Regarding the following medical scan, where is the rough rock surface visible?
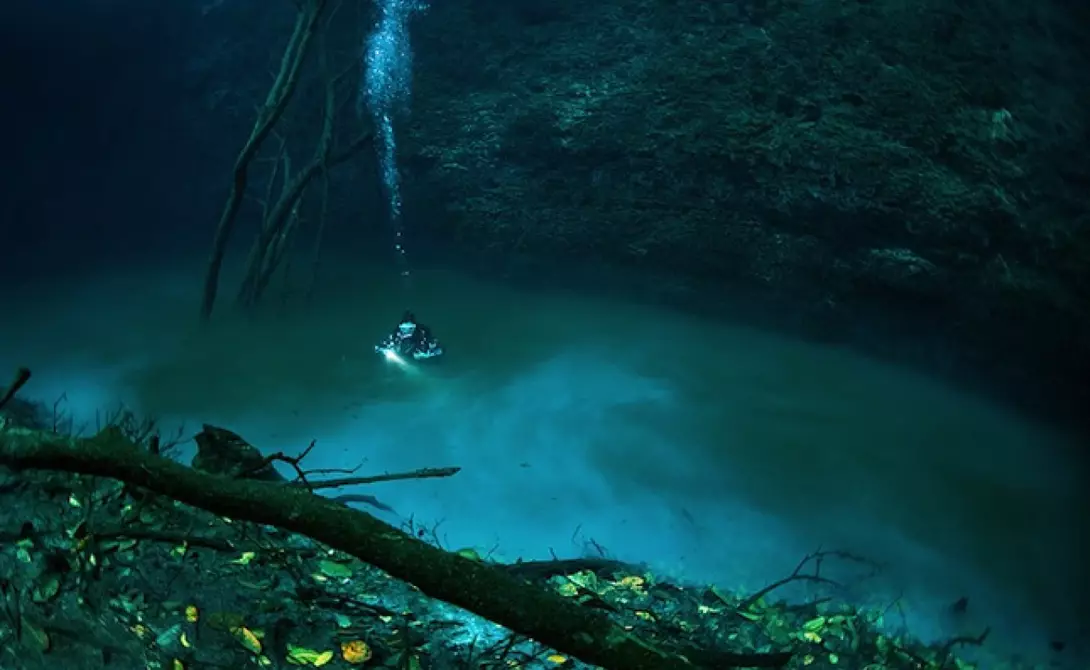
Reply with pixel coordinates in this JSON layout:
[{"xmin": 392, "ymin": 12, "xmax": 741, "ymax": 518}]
[{"xmin": 399, "ymin": 0, "xmax": 1090, "ymax": 421}]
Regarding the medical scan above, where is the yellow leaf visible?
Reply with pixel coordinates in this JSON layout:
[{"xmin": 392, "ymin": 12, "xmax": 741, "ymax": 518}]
[
  {"xmin": 567, "ymin": 571, "xmax": 598, "ymax": 590},
  {"xmin": 801, "ymin": 630, "xmax": 823, "ymax": 644},
  {"xmin": 340, "ymin": 639, "xmax": 372, "ymax": 664},
  {"xmin": 172, "ymin": 659, "xmax": 185, "ymax": 670},
  {"xmin": 232, "ymin": 551, "xmax": 257, "ymax": 565},
  {"xmin": 802, "ymin": 616, "xmax": 826, "ymax": 632},
  {"xmin": 545, "ymin": 653, "xmax": 568, "ymax": 664},
  {"xmin": 184, "ymin": 605, "xmax": 200, "ymax": 623},
  {"xmin": 234, "ymin": 627, "xmax": 263, "ymax": 654},
  {"xmin": 286, "ymin": 644, "xmax": 326, "ymax": 665}
]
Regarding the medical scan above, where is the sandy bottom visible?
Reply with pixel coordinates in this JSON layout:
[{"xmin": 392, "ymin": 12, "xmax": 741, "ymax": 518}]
[{"xmin": 2, "ymin": 253, "xmax": 1085, "ymax": 665}]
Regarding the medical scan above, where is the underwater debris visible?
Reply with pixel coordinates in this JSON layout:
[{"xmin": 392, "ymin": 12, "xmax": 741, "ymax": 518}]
[{"xmin": 0, "ymin": 369, "xmax": 1029, "ymax": 669}]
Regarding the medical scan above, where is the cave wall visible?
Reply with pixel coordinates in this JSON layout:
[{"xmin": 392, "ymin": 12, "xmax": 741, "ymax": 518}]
[{"xmin": 397, "ymin": 0, "xmax": 1090, "ymax": 425}]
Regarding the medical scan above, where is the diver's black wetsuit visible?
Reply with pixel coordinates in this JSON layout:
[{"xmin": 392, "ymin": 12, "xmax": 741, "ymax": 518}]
[{"xmin": 376, "ymin": 312, "xmax": 444, "ymax": 360}]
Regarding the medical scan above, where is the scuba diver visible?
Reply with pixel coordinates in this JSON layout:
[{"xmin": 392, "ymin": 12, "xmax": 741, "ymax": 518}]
[{"xmin": 375, "ymin": 310, "xmax": 444, "ymax": 361}]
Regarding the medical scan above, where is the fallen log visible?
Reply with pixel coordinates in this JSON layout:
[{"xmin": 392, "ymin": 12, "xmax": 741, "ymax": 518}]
[{"xmin": 0, "ymin": 424, "xmax": 792, "ymax": 669}]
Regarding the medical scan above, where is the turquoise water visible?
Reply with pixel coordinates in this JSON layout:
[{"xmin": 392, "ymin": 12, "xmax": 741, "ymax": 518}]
[{"xmin": 3, "ymin": 254, "xmax": 1084, "ymax": 666}]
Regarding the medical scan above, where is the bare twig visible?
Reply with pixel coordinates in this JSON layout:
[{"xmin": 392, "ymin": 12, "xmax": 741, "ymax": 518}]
[
  {"xmin": 244, "ymin": 439, "xmax": 320, "ymax": 488},
  {"xmin": 300, "ymin": 467, "xmax": 463, "ymax": 490},
  {"xmin": 738, "ymin": 548, "xmax": 881, "ymax": 610},
  {"xmin": 239, "ymin": 439, "xmax": 458, "ymax": 494},
  {"xmin": 938, "ymin": 628, "xmax": 991, "ymax": 669},
  {"xmin": 52, "ymin": 393, "xmax": 69, "ymax": 433},
  {"xmin": 400, "ymin": 515, "xmax": 448, "ymax": 547}
]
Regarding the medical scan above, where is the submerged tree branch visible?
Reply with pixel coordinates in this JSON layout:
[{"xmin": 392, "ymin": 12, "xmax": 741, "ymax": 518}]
[
  {"xmin": 0, "ymin": 426, "xmax": 792, "ymax": 670},
  {"xmin": 230, "ymin": 0, "xmax": 371, "ymax": 311},
  {"xmin": 199, "ymin": 0, "xmax": 329, "ymax": 321},
  {"xmin": 0, "ymin": 368, "xmax": 31, "ymax": 411}
]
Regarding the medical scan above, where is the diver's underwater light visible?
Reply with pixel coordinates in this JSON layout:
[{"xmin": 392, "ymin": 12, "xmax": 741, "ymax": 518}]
[
  {"xmin": 379, "ymin": 347, "xmax": 422, "ymax": 377},
  {"xmin": 381, "ymin": 348, "xmax": 406, "ymax": 365}
]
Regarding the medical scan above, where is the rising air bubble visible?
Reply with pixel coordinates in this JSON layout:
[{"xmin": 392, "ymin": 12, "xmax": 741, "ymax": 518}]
[{"xmin": 362, "ymin": 0, "xmax": 428, "ymax": 279}]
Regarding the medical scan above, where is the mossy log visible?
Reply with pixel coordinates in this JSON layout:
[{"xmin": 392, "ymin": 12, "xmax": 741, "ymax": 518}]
[{"xmin": 0, "ymin": 425, "xmax": 792, "ymax": 669}]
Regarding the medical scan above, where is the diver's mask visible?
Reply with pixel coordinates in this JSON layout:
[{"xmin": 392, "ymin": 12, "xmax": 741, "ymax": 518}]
[{"xmin": 397, "ymin": 322, "xmax": 417, "ymax": 339}]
